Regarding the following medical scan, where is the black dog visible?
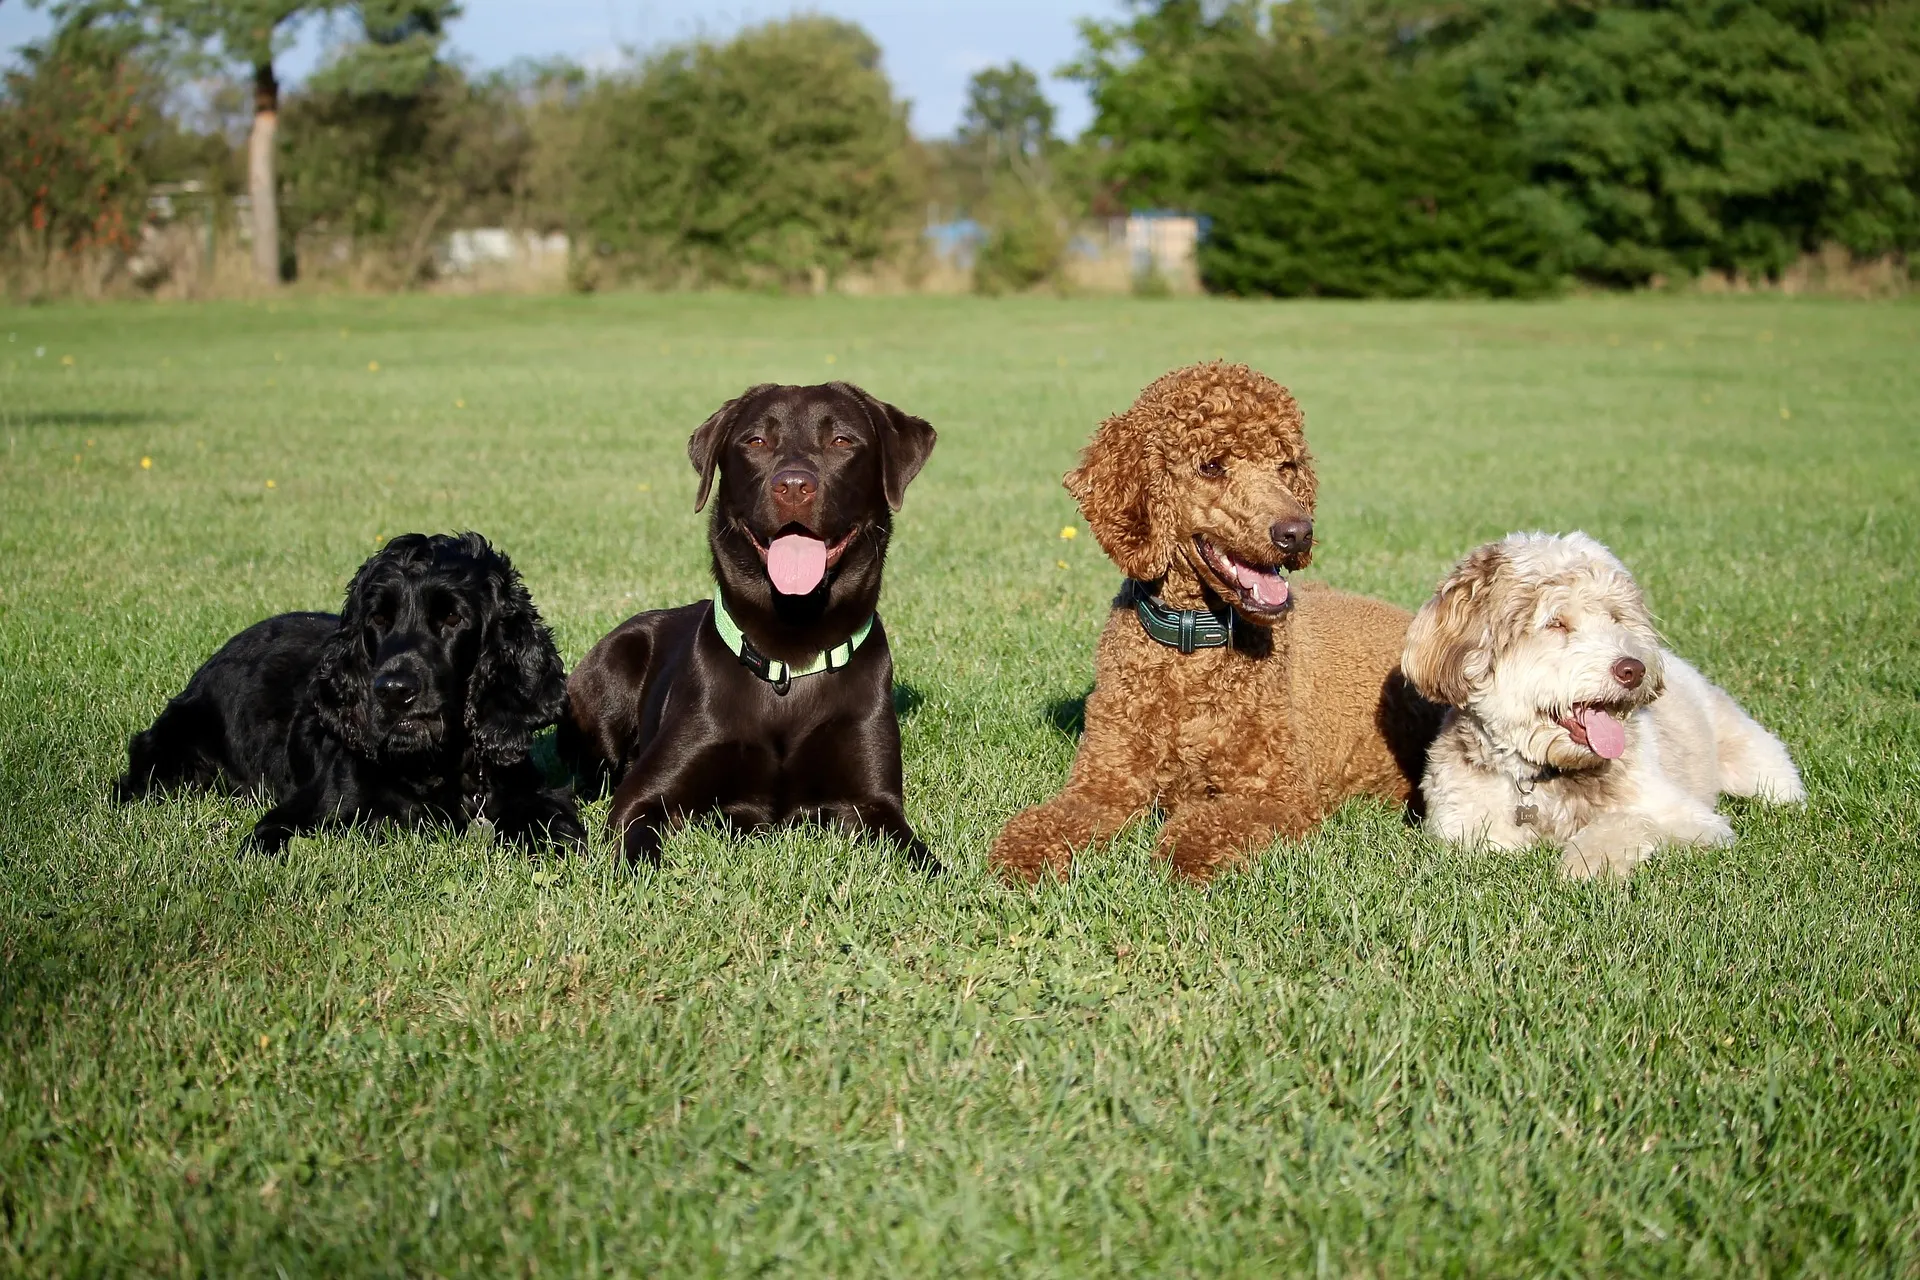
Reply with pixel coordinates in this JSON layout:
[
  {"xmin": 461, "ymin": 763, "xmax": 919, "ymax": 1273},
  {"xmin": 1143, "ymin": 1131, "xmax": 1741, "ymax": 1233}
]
[
  {"xmin": 561, "ymin": 381, "xmax": 938, "ymax": 870},
  {"xmin": 116, "ymin": 532, "xmax": 585, "ymax": 853}
]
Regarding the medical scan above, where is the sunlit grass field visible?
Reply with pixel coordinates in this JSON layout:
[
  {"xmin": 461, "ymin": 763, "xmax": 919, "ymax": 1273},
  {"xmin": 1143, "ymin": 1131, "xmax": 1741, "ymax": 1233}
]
[{"xmin": 2, "ymin": 291, "xmax": 1917, "ymax": 1275}]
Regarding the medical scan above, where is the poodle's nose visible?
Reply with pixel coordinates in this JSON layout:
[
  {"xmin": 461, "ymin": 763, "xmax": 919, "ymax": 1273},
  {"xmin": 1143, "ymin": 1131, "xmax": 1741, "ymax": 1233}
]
[
  {"xmin": 373, "ymin": 670, "xmax": 420, "ymax": 709},
  {"xmin": 1611, "ymin": 656, "xmax": 1646, "ymax": 690},
  {"xmin": 1269, "ymin": 518, "xmax": 1313, "ymax": 557},
  {"xmin": 771, "ymin": 467, "xmax": 817, "ymax": 509}
]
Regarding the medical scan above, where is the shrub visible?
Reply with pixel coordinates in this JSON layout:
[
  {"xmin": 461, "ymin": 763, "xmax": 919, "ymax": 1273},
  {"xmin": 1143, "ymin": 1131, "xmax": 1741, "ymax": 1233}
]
[
  {"xmin": 1073, "ymin": 0, "xmax": 1920, "ymax": 295},
  {"xmin": 569, "ymin": 17, "xmax": 921, "ymax": 289}
]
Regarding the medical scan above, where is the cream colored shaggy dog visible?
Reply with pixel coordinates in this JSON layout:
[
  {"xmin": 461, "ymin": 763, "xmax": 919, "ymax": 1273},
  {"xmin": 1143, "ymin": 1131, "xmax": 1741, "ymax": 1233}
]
[{"xmin": 1401, "ymin": 532, "xmax": 1804, "ymax": 878}]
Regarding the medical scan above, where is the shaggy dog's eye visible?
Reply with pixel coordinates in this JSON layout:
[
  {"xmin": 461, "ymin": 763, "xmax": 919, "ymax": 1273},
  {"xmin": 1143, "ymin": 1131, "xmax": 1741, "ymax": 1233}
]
[
  {"xmin": 1278, "ymin": 460, "xmax": 1297, "ymax": 477},
  {"xmin": 1197, "ymin": 458, "xmax": 1227, "ymax": 479},
  {"xmin": 1546, "ymin": 616, "xmax": 1570, "ymax": 633}
]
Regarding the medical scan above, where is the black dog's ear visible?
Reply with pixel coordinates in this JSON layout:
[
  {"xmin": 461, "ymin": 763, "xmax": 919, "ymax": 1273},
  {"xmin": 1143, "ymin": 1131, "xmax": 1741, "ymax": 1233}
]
[
  {"xmin": 310, "ymin": 555, "xmax": 380, "ymax": 757},
  {"xmin": 465, "ymin": 544, "xmax": 567, "ymax": 768},
  {"xmin": 688, "ymin": 384, "xmax": 776, "ymax": 513},
  {"xmin": 843, "ymin": 383, "xmax": 936, "ymax": 511}
]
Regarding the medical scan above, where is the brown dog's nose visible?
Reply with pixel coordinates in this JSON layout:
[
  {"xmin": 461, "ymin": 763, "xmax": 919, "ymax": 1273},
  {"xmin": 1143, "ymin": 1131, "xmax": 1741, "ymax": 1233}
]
[
  {"xmin": 1612, "ymin": 656, "xmax": 1646, "ymax": 690},
  {"xmin": 770, "ymin": 467, "xmax": 817, "ymax": 508},
  {"xmin": 1270, "ymin": 518, "xmax": 1313, "ymax": 557}
]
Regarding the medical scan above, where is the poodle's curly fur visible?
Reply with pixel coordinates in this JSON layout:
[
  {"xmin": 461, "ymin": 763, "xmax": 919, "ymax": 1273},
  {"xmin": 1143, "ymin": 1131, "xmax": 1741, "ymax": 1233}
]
[{"xmin": 990, "ymin": 362, "xmax": 1442, "ymax": 884}]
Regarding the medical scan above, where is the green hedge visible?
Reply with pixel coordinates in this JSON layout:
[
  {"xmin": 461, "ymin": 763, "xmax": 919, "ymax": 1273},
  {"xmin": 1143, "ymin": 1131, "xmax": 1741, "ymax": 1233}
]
[{"xmin": 1075, "ymin": 0, "xmax": 1920, "ymax": 296}]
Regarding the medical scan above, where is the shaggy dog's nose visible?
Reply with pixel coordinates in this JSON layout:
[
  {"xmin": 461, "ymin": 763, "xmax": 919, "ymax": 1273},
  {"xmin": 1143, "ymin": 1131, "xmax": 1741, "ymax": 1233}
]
[
  {"xmin": 771, "ymin": 468, "xmax": 817, "ymax": 508},
  {"xmin": 374, "ymin": 670, "xmax": 420, "ymax": 709},
  {"xmin": 1612, "ymin": 656, "xmax": 1646, "ymax": 690},
  {"xmin": 1269, "ymin": 518, "xmax": 1313, "ymax": 557}
]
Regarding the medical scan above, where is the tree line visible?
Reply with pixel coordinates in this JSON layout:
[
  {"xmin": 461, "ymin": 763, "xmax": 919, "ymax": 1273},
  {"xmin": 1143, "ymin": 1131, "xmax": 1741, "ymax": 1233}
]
[{"xmin": 5, "ymin": 0, "xmax": 1917, "ymax": 296}]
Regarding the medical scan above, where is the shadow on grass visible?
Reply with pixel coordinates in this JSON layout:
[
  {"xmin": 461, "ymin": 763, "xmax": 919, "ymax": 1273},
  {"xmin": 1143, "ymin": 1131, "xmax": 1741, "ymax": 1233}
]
[
  {"xmin": 3, "ymin": 409, "xmax": 175, "ymax": 429},
  {"xmin": 1045, "ymin": 690, "xmax": 1090, "ymax": 740},
  {"xmin": 893, "ymin": 683, "xmax": 924, "ymax": 720}
]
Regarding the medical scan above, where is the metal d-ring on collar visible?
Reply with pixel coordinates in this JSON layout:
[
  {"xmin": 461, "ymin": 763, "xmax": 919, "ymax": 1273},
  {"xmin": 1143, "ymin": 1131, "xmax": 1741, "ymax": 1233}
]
[
  {"xmin": 1124, "ymin": 578, "xmax": 1234, "ymax": 654},
  {"xmin": 710, "ymin": 595, "xmax": 874, "ymax": 696}
]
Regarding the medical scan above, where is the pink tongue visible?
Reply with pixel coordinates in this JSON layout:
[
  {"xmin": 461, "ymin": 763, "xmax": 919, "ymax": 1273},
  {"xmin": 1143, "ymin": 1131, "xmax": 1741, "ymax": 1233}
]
[
  {"xmin": 1577, "ymin": 708, "xmax": 1627, "ymax": 759},
  {"xmin": 1232, "ymin": 563, "xmax": 1289, "ymax": 609},
  {"xmin": 767, "ymin": 534, "xmax": 828, "ymax": 596}
]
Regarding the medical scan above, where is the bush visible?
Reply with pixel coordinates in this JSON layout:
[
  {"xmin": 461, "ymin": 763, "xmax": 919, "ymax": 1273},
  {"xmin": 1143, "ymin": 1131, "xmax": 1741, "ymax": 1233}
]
[
  {"xmin": 569, "ymin": 17, "xmax": 921, "ymax": 289},
  {"xmin": 278, "ymin": 65, "xmax": 542, "ymax": 283},
  {"xmin": 0, "ymin": 22, "xmax": 157, "ymax": 262},
  {"xmin": 1073, "ymin": 0, "xmax": 1920, "ymax": 296}
]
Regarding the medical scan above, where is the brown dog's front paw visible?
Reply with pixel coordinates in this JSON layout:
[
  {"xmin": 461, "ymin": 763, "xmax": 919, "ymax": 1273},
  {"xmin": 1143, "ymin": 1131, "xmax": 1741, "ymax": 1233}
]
[
  {"xmin": 988, "ymin": 806, "xmax": 1078, "ymax": 885},
  {"xmin": 1154, "ymin": 808, "xmax": 1262, "ymax": 884}
]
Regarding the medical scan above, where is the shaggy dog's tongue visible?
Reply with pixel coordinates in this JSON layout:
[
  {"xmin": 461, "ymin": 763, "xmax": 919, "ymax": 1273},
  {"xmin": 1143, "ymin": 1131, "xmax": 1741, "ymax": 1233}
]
[
  {"xmin": 767, "ymin": 533, "xmax": 828, "ymax": 596},
  {"xmin": 1562, "ymin": 707, "xmax": 1627, "ymax": 759},
  {"xmin": 1230, "ymin": 560, "xmax": 1289, "ymax": 610}
]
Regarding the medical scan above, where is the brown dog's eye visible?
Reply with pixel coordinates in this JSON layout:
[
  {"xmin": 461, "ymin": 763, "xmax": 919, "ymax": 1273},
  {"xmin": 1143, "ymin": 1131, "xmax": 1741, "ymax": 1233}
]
[
  {"xmin": 1278, "ymin": 460, "xmax": 1297, "ymax": 477},
  {"xmin": 743, "ymin": 433, "xmax": 769, "ymax": 448},
  {"xmin": 1197, "ymin": 458, "xmax": 1227, "ymax": 479},
  {"xmin": 830, "ymin": 433, "xmax": 855, "ymax": 447}
]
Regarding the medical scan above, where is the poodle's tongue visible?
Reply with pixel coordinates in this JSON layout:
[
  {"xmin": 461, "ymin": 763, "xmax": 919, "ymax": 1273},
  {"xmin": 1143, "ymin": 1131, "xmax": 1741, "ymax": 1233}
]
[
  {"xmin": 1231, "ymin": 561, "xmax": 1289, "ymax": 609},
  {"xmin": 1568, "ymin": 707, "xmax": 1627, "ymax": 759},
  {"xmin": 767, "ymin": 533, "xmax": 827, "ymax": 596}
]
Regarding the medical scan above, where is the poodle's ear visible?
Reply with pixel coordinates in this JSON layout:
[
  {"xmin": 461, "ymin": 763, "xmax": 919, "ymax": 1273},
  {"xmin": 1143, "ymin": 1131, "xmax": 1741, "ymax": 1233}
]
[
  {"xmin": 1401, "ymin": 542, "xmax": 1506, "ymax": 707},
  {"xmin": 1065, "ymin": 407, "xmax": 1168, "ymax": 582},
  {"xmin": 843, "ymin": 383, "xmax": 936, "ymax": 510},
  {"xmin": 688, "ymin": 384, "xmax": 775, "ymax": 512},
  {"xmin": 466, "ymin": 551, "xmax": 567, "ymax": 768},
  {"xmin": 310, "ymin": 558, "xmax": 380, "ymax": 757}
]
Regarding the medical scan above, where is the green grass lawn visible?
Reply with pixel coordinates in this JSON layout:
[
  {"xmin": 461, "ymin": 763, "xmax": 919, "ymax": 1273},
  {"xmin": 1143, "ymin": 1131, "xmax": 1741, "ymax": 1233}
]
[{"xmin": 2, "ymin": 292, "xmax": 1917, "ymax": 1275}]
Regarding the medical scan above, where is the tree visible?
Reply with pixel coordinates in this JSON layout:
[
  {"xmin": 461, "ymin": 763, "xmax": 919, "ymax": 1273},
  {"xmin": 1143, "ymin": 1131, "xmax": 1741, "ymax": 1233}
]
[
  {"xmin": 0, "ymin": 15, "xmax": 153, "ymax": 260},
  {"xmin": 72, "ymin": 0, "xmax": 459, "ymax": 285},
  {"xmin": 954, "ymin": 62, "xmax": 1074, "ymax": 293},
  {"xmin": 956, "ymin": 62, "xmax": 1056, "ymax": 190},
  {"xmin": 570, "ymin": 16, "xmax": 919, "ymax": 289},
  {"xmin": 133, "ymin": 0, "xmax": 338, "ymax": 284}
]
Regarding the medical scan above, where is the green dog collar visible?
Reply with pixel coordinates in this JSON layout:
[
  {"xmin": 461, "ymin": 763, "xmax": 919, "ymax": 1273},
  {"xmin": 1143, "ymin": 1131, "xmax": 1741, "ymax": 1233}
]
[
  {"xmin": 711, "ymin": 595, "xmax": 874, "ymax": 695},
  {"xmin": 1126, "ymin": 578, "xmax": 1233, "ymax": 654}
]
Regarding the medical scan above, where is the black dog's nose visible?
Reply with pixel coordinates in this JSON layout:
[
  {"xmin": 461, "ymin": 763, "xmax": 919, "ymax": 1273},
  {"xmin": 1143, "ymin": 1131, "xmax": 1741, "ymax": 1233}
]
[
  {"xmin": 1612, "ymin": 656, "xmax": 1646, "ymax": 690},
  {"xmin": 373, "ymin": 670, "xmax": 420, "ymax": 709},
  {"xmin": 1270, "ymin": 518, "xmax": 1313, "ymax": 557},
  {"xmin": 771, "ymin": 468, "xmax": 817, "ymax": 507}
]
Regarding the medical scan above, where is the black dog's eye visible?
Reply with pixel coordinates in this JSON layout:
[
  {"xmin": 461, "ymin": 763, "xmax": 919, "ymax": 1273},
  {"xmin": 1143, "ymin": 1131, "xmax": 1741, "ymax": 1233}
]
[
  {"xmin": 1197, "ymin": 458, "xmax": 1227, "ymax": 479},
  {"xmin": 370, "ymin": 611, "xmax": 393, "ymax": 631},
  {"xmin": 437, "ymin": 608, "xmax": 464, "ymax": 632},
  {"xmin": 829, "ymin": 432, "xmax": 855, "ymax": 447},
  {"xmin": 743, "ymin": 427, "xmax": 771, "ymax": 448}
]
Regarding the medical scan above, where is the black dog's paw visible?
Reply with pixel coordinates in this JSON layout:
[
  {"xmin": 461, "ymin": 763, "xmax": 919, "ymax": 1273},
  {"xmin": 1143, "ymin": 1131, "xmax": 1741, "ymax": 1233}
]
[
  {"xmin": 239, "ymin": 821, "xmax": 294, "ymax": 856},
  {"xmin": 620, "ymin": 820, "xmax": 665, "ymax": 869}
]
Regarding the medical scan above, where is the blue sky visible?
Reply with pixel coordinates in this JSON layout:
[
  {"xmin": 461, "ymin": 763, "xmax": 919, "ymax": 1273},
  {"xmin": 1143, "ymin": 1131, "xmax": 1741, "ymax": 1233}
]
[{"xmin": 0, "ymin": 0, "xmax": 1121, "ymax": 137}]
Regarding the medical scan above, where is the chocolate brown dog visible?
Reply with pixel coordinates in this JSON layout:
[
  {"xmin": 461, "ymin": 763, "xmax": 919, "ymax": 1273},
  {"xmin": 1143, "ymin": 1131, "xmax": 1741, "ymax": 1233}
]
[{"xmin": 561, "ymin": 382, "xmax": 938, "ymax": 869}]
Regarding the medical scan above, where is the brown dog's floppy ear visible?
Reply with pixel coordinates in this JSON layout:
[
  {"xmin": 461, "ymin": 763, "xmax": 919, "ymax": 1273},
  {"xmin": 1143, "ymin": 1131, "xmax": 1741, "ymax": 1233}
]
[
  {"xmin": 1401, "ymin": 542, "xmax": 1506, "ymax": 707},
  {"xmin": 843, "ymin": 383, "xmax": 936, "ymax": 510},
  {"xmin": 688, "ymin": 384, "xmax": 774, "ymax": 513},
  {"xmin": 1065, "ymin": 406, "xmax": 1167, "ymax": 582}
]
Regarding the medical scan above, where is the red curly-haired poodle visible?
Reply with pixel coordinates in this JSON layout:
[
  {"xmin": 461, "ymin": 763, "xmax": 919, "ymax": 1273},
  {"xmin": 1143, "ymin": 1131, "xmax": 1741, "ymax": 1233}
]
[{"xmin": 990, "ymin": 362, "xmax": 1442, "ymax": 883}]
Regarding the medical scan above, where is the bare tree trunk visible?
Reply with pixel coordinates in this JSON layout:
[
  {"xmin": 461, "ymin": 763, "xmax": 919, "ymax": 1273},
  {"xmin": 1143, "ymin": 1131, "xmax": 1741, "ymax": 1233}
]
[{"xmin": 249, "ymin": 61, "xmax": 280, "ymax": 287}]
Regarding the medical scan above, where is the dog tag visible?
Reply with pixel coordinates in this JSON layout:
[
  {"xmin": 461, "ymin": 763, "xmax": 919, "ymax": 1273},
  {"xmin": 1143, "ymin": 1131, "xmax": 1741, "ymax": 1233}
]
[{"xmin": 1514, "ymin": 802, "xmax": 1538, "ymax": 826}]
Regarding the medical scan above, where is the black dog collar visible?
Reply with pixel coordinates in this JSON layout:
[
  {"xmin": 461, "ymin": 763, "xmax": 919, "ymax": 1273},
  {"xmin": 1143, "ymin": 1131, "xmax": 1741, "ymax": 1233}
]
[{"xmin": 1125, "ymin": 579, "xmax": 1233, "ymax": 654}]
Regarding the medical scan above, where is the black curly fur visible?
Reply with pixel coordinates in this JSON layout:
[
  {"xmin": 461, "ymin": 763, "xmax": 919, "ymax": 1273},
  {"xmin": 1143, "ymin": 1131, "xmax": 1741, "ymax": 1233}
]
[{"xmin": 115, "ymin": 532, "xmax": 583, "ymax": 853}]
